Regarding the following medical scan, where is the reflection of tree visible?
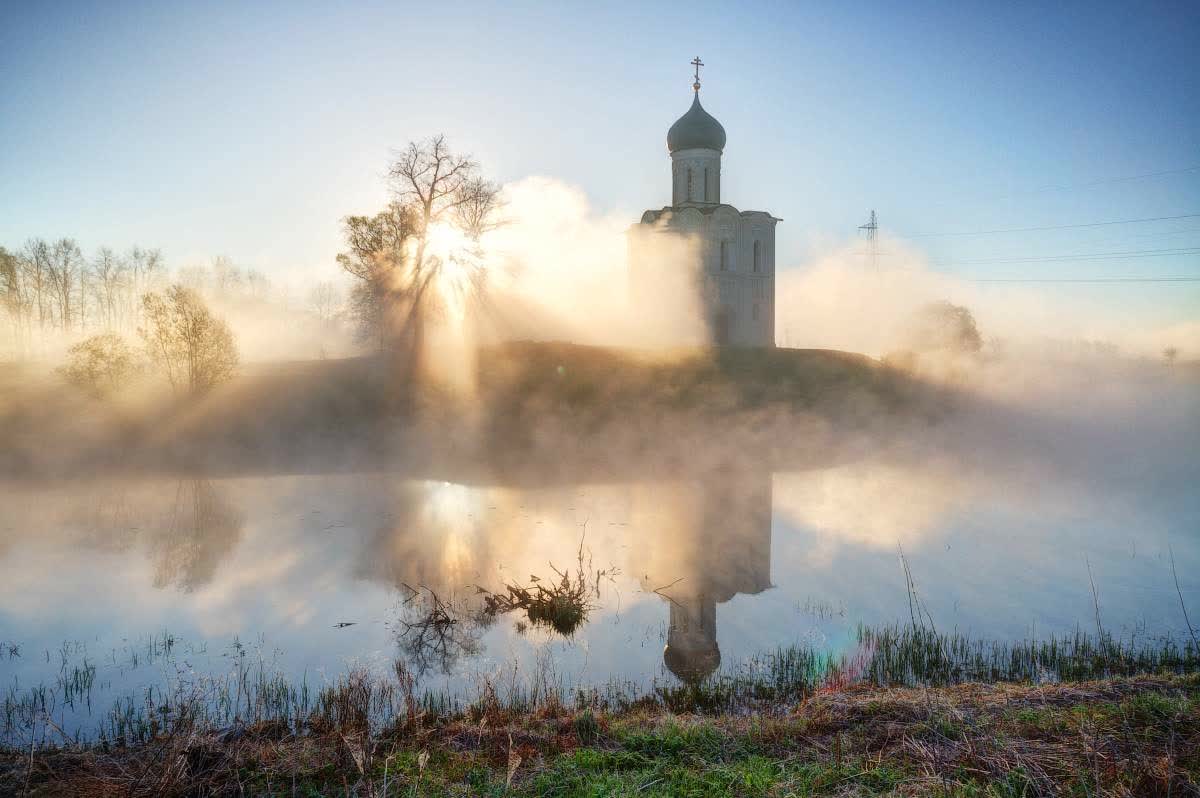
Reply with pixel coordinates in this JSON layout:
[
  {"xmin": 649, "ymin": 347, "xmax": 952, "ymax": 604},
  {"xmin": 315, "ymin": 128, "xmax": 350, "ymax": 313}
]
[
  {"xmin": 476, "ymin": 545, "xmax": 615, "ymax": 637},
  {"xmin": 149, "ymin": 480, "xmax": 243, "ymax": 591},
  {"xmin": 394, "ymin": 585, "xmax": 484, "ymax": 677}
]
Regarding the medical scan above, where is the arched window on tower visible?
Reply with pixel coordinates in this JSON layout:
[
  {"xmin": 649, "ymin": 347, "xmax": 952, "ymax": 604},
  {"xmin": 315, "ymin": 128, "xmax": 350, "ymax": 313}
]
[
  {"xmin": 703, "ymin": 168, "xmax": 709, "ymax": 202},
  {"xmin": 686, "ymin": 168, "xmax": 693, "ymax": 202},
  {"xmin": 753, "ymin": 241, "xmax": 761, "ymax": 272},
  {"xmin": 719, "ymin": 240, "xmax": 729, "ymax": 271}
]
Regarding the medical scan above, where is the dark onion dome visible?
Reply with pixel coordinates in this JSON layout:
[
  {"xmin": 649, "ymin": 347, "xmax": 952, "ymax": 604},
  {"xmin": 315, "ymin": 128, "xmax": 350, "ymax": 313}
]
[
  {"xmin": 663, "ymin": 640, "xmax": 721, "ymax": 683},
  {"xmin": 667, "ymin": 93, "xmax": 726, "ymax": 153}
]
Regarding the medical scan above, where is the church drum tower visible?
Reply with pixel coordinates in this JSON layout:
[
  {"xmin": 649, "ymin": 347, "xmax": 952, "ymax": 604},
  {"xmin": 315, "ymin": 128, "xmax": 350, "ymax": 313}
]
[{"xmin": 628, "ymin": 58, "xmax": 780, "ymax": 348}]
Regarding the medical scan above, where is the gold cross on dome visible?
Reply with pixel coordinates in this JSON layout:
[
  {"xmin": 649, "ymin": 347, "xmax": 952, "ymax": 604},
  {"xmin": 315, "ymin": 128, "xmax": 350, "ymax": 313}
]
[{"xmin": 691, "ymin": 56, "xmax": 704, "ymax": 91}]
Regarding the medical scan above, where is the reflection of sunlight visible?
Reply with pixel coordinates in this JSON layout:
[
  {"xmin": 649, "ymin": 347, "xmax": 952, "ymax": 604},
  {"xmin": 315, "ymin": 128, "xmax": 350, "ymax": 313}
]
[{"xmin": 421, "ymin": 480, "xmax": 480, "ymax": 583}]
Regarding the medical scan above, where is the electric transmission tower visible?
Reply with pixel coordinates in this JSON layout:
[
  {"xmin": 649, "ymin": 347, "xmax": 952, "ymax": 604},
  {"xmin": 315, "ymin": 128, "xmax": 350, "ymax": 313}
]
[{"xmin": 859, "ymin": 210, "xmax": 879, "ymax": 270}]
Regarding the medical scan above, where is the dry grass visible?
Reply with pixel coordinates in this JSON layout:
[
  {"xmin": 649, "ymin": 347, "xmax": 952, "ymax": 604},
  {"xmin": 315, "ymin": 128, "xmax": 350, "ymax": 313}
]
[{"xmin": 4, "ymin": 674, "xmax": 1196, "ymax": 796}]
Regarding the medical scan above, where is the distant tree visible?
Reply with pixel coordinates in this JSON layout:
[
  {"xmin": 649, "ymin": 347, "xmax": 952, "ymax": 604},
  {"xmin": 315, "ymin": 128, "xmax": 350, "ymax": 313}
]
[
  {"xmin": 335, "ymin": 136, "xmax": 501, "ymax": 362},
  {"xmin": 210, "ymin": 254, "xmax": 242, "ymax": 297},
  {"xmin": 22, "ymin": 238, "xmax": 51, "ymax": 329},
  {"xmin": 452, "ymin": 176, "xmax": 505, "ymax": 243},
  {"xmin": 385, "ymin": 135, "xmax": 500, "ymax": 362},
  {"xmin": 139, "ymin": 285, "xmax": 238, "ymax": 392},
  {"xmin": 308, "ymin": 280, "xmax": 343, "ymax": 323},
  {"xmin": 336, "ymin": 201, "xmax": 417, "ymax": 347},
  {"xmin": 1163, "ymin": 346, "xmax": 1179, "ymax": 364},
  {"xmin": 45, "ymin": 238, "xmax": 85, "ymax": 330},
  {"xmin": 125, "ymin": 246, "xmax": 165, "ymax": 324},
  {"xmin": 59, "ymin": 332, "xmax": 137, "ymax": 397},
  {"xmin": 0, "ymin": 246, "xmax": 33, "ymax": 354},
  {"xmin": 1, "ymin": 247, "xmax": 25, "ymax": 321},
  {"xmin": 907, "ymin": 301, "xmax": 983, "ymax": 355},
  {"xmin": 90, "ymin": 247, "xmax": 127, "ymax": 330}
]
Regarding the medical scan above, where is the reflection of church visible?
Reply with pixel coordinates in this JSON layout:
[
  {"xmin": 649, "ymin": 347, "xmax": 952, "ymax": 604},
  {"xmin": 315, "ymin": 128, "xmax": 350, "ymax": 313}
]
[
  {"xmin": 633, "ymin": 474, "xmax": 773, "ymax": 682},
  {"xmin": 628, "ymin": 58, "xmax": 780, "ymax": 347}
]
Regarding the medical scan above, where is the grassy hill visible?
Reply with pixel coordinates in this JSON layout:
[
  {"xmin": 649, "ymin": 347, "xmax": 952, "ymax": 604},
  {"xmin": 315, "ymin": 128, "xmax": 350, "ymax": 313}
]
[{"xmin": 0, "ymin": 343, "xmax": 941, "ymax": 480}]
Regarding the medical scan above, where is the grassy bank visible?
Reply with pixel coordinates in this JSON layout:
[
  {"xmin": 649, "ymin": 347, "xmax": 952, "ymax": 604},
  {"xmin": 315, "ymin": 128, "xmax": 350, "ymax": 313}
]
[
  {"xmin": 4, "ymin": 626, "xmax": 1199, "ymax": 795},
  {"xmin": 0, "ymin": 343, "xmax": 938, "ymax": 479},
  {"xmin": 3, "ymin": 675, "xmax": 1197, "ymax": 796}
]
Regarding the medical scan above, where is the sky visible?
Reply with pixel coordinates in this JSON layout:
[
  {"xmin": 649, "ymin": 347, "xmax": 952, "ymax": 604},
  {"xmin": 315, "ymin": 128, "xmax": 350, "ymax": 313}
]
[{"xmin": 2, "ymin": 0, "xmax": 1198, "ymax": 331}]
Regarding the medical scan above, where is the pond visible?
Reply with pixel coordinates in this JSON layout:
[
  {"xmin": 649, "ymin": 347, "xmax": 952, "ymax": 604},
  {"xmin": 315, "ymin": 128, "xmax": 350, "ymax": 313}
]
[{"xmin": 3, "ymin": 432, "xmax": 1197, "ymax": 740}]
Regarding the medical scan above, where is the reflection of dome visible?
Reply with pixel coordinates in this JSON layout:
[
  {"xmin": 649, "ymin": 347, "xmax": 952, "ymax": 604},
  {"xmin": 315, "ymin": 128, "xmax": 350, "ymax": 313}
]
[
  {"xmin": 664, "ymin": 640, "xmax": 721, "ymax": 683},
  {"xmin": 663, "ymin": 598, "xmax": 720, "ymax": 683},
  {"xmin": 667, "ymin": 94, "xmax": 727, "ymax": 153}
]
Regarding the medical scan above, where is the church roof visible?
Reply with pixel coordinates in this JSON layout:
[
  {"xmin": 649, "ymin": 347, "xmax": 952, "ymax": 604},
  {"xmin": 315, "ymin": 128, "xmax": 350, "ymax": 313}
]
[
  {"xmin": 667, "ymin": 93, "xmax": 726, "ymax": 153},
  {"xmin": 637, "ymin": 205, "xmax": 781, "ymax": 226}
]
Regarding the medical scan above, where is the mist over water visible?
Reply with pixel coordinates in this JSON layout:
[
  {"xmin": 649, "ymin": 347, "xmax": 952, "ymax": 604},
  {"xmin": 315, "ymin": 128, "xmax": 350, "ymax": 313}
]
[
  {"xmin": 2, "ymin": 175, "xmax": 1198, "ymax": 741},
  {"xmin": 2, "ymin": 362, "xmax": 1197, "ymax": 738}
]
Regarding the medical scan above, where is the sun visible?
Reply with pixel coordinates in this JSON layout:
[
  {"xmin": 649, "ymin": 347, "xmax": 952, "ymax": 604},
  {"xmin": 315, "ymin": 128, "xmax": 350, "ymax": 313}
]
[{"xmin": 421, "ymin": 221, "xmax": 486, "ymax": 323}]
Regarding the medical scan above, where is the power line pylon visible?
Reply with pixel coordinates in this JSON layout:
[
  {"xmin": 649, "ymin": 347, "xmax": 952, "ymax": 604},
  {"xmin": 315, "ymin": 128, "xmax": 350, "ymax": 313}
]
[{"xmin": 859, "ymin": 210, "xmax": 879, "ymax": 270}]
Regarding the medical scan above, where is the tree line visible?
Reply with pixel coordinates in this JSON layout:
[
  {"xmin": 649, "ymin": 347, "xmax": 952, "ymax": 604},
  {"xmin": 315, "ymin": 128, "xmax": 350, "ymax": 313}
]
[
  {"xmin": 1, "ymin": 240, "xmax": 166, "ymax": 347},
  {"xmin": 1, "ymin": 242, "xmax": 254, "ymax": 394}
]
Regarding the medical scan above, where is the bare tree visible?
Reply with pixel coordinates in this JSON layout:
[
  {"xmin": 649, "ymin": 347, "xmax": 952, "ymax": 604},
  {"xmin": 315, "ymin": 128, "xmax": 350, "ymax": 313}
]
[
  {"xmin": 210, "ymin": 254, "xmax": 241, "ymax": 297},
  {"xmin": 0, "ymin": 247, "xmax": 32, "ymax": 355},
  {"xmin": 331, "ymin": 136, "xmax": 503, "ymax": 360},
  {"xmin": 308, "ymin": 280, "xmax": 342, "ymax": 323},
  {"xmin": 45, "ymin": 238, "xmax": 84, "ymax": 330},
  {"xmin": 90, "ymin": 247, "xmax": 127, "ymax": 330},
  {"xmin": 21, "ymin": 238, "xmax": 50, "ymax": 330},
  {"xmin": 139, "ymin": 285, "xmax": 239, "ymax": 392},
  {"xmin": 384, "ymin": 135, "xmax": 500, "ymax": 365},
  {"xmin": 125, "ymin": 246, "xmax": 165, "ymax": 326},
  {"xmin": 453, "ymin": 176, "xmax": 505, "ymax": 242}
]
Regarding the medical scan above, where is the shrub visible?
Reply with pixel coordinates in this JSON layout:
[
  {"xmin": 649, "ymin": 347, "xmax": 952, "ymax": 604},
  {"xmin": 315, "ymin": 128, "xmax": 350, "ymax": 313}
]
[{"xmin": 59, "ymin": 332, "xmax": 137, "ymax": 397}]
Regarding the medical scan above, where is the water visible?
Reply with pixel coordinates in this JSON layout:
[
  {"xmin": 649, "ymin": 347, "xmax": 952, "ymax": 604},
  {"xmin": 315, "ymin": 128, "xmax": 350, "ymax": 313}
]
[{"xmin": 2, "ymin": 437, "xmax": 1197, "ymax": 739}]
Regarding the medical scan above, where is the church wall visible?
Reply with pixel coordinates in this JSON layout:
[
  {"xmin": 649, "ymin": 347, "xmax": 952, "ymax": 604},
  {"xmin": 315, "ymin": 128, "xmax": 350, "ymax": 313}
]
[
  {"xmin": 696, "ymin": 211, "xmax": 776, "ymax": 347},
  {"xmin": 671, "ymin": 147, "xmax": 722, "ymax": 205}
]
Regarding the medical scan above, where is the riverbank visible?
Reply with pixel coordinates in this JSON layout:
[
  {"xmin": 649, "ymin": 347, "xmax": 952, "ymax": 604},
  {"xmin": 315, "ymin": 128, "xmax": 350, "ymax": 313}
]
[
  {"xmin": 4, "ymin": 674, "xmax": 1197, "ymax": 796},
  {"xmin": 0, "ymin": 343, "xmax": 940, "ymax": 480}
]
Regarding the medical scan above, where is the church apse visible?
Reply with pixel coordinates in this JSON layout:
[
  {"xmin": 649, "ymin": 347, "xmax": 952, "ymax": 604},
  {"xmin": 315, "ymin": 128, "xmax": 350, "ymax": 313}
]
[
  {"xmin": 631, "ymin": 473, "xmax": 773, "ymax": 683},
  {"xmin": 628, "ymin": 58, "xmax": 780, "ymax": 348}
]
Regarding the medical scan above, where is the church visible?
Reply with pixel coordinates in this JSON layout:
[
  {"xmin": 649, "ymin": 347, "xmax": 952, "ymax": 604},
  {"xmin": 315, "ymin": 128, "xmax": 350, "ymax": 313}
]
[{"xmin": 628, "ymin": 59, "xmax": 780, "ymax": 347}]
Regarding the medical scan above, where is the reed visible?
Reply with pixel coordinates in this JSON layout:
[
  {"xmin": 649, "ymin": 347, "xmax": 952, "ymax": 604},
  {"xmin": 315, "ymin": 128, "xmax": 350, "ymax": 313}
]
[{"xmin": 4, "ymin": 625, "xmax": 1197, "ymax": 750}]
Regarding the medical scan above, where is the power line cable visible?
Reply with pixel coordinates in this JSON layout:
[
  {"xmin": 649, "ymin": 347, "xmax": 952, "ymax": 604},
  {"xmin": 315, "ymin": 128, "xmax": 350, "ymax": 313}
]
[
  {"xmin": 970, "ymin": 276, "xmax": 1200, "ymax": 284},
  {"xmin": 923, "ymin": 164, "xmax": 1200, "ymax": 209},
  {"xmin": 910, "ymin": 213, "xmax": 1200, "ymax": 238},
  {"xmin": 1030, "ymin": 165, "xmax": 1200, "ymax": 194},
  {"xmin": 934, "ymin": 247, "xmax": 1200, "ymax": 266}
]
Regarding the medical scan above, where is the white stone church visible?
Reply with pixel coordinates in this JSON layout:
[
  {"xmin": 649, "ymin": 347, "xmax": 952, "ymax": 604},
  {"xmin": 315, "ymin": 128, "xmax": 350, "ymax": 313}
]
[{"xmin": 628, "ymin": 62, "xmax": 779, "ymax": 347}]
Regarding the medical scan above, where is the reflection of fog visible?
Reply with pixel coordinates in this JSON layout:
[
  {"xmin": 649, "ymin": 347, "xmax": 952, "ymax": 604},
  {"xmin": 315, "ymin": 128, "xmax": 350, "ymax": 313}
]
[
  {"xmin": 148, "ymin": 481, "xmax": 243, "ymax": 591},
  {"xmin": 632, "ymin": 474, "xmax": 773, "ymax": 683},
  {"xmin": 0, "ymin": 478, "xmax": 244, "ymax": 592}
]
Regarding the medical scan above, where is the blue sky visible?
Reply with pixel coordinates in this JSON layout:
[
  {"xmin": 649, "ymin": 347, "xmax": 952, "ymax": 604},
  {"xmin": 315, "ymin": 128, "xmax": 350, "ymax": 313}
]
[{"xmin": 2, "ymin": 0, "xmax": 1197, "ymax": 325}]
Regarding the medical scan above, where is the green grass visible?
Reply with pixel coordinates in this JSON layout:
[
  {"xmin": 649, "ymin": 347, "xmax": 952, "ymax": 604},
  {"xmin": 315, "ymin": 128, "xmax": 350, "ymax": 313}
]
[{"xmin": 5, "ymin": 676, "xmax": 1199, "ymax": 796}]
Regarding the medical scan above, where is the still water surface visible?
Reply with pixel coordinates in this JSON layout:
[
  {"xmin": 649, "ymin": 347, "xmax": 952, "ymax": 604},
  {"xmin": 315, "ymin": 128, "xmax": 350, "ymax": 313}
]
[{"xmin": 1, "ymin": 447, "xmax": 1197, "ymax": 736}]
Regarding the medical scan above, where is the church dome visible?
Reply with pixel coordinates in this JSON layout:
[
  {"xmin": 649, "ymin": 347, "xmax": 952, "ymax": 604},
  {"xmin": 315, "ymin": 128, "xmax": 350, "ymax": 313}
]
[
  {"xmin": 664, "ymin": 641, "xmax": 721, "ymax": 683},
  {"xmin": 667, "ymin": 94, "xmax": 726, "ymax": 153}
]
